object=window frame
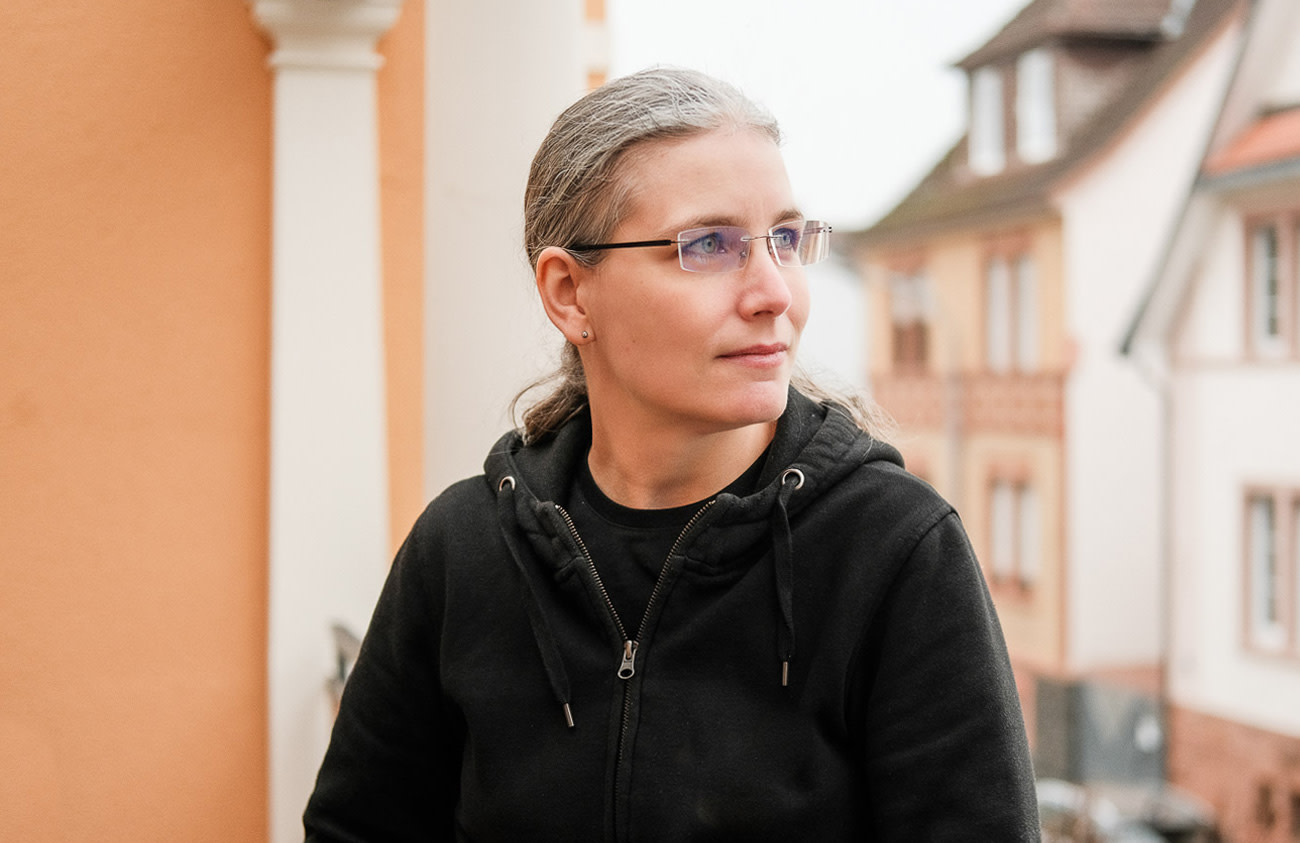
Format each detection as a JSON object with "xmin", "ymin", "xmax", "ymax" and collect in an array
[
  {"xmin": 889, "ymin": 270, "xmax": 932, "ymax": 374},
  {"xmin": 982, "ymin": 242, "xmax": 1039, "ymax": 373},
  {"xmin": 987, "ymin": 470, "xmax": 1041, "ymax": 593},
  {"xmin": 1243, "ymin": 485, "xmax": 1300, "ymax": 659},
  {"xmin": 1244, "ymin": 212, "xmax": 1300, "ymax": 360}
]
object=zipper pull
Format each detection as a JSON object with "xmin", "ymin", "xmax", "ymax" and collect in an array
[{"xmin": 617, "ymin": 640, "xmax": 638, "ymax": 679}]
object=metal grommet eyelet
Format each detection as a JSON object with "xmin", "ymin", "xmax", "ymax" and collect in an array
[
  {"xmin": 781, "ymin": 468, "xmax": 805, "ymax": 490},
  {"xmin": 498, "ymin": 476, "xmax": 516, "ymax": 491}
]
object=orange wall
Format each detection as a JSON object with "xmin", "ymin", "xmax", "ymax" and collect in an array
[
  {"xmin": 0, "ymin": 2, "xmax": 425, "ymax": 839},
  {"xmin": 379, "ymin": 1, "xmax": 427, "ymax": 546}
]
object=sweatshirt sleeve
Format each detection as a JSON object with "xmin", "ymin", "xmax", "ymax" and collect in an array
[
  {"xmin": 303, "ymin": 507, "xmax": 462, "ymax": 842},
  {"xmin": 859, "ymin": 510, "xmax": 1040, "ymax": 840}
]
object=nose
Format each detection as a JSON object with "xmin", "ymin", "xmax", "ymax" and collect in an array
[{"xmin": 738, "ymin": 238, "xmax": 794, "ymax": 318}]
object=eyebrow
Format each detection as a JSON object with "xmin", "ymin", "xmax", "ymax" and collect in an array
[{"xmin": 666, "ymin": 208, "xmax": 806, "ymax": 236}]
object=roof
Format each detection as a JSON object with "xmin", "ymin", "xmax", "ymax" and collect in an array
[
  {"xmin": 1123, "ymin": 0, "xmax": 1300, "ymax": 355},
  {"xmin": 957, "ymin": 0, "xmax": 1177, "ymax": 69},
  {"xmin": 1202, "ymin": 105, "xmax": 1300, "ymax": 176},
  {"xmin": 858, "ymin": 0, "xmax": 1242, "ymax": 246}
]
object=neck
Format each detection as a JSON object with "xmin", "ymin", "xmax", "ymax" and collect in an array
[{"xmin": 586, "ymin": 415, "xmax": 776, "ymax": 510}]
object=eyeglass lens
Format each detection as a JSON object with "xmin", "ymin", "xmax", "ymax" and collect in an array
[{"xmin": 677, "ymin": 220, "xmax": 831, "ymax": 273}]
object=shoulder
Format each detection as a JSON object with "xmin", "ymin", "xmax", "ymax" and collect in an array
[
  {"xmin": 828, "ymin": 455, "xmax": 956, "ymax": 542},
  {"xmin": 427, "ymin": 473, "xmax": 497, "ymax": 516},
  {"xmin": 794, "ymin": 455, "xmax": 986, "ymax": 610},
  {"xmin": 389, "ymin": 475, "xmax": 502, "ymax": 581}
]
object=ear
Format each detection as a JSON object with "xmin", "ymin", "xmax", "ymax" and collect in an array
[{"xmin": 535, "ymin": 245, "xmax": 594, "ymax": 344}]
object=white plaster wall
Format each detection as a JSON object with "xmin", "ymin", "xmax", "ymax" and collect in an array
[
  {"xmin": 1058, "ymin": 24, "xmax": 1238, "ymax": 671},
  {"xmin": 1168, "ymin": 366, "xmax": 1300, "ymax": 737},
  {"xmin": 252, "ymin": 3, "xmax": 403, "ymax": 838},
  {"xmin": 267, "ymin": 67, "xmax": 393, "ymax": 840},
  {"xmin": 1175, "ymin": 209, "xmax": 1245, "ymax": 362},
  {"xmin": 424, "ymin": 0, "xmax": 586, "ymax": 495}
]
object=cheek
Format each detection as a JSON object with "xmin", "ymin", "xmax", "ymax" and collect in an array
[{"xmin": 590, "ymin": 285, "xmax": 676, "ymax": 359}]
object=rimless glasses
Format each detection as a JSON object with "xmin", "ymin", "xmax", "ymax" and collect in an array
[{"xmin": 569, "ymin": 219, "xmax": 832, "ymax": 274}]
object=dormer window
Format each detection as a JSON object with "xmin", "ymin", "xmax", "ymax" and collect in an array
[
  {"xmin": 1016, "ymin": 48, "xmax": 1057, "ymax": 163},
  {"xmin": 1161, "ymin": 0, "xmax": 1196, "ymax": 37},
  {"xmin": 970, "ymin": 66, "xmax": 1006, "ymax": 175}
]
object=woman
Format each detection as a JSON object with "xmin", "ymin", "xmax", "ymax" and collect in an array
[{"xmin": 305, "ymin": 67, "xmax": 1039, "ymax": 841}]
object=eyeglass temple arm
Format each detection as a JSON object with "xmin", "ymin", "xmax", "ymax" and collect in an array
[{"xmin": 568, "ymin": 238, "xmax": 675, "ymax": 251}]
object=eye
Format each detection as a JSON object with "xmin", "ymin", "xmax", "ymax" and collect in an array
[
  {"xmin": 770, "ymin": 224, "xmax": 802, "ymax": 254},
  {"xmin": 683, "ymin": 230, "xmax": 726, "ymax": 257}
]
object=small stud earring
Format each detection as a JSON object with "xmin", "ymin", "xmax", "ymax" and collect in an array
[{"xmin": 581, "ymin": 331, "xmax": 589, "ymax": 339}]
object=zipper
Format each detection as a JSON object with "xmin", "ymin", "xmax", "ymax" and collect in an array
[
  {"xmin": 554, "ymin": 498, "xmax": 717, "ymax": 840},
  {"xmin": 554, "ymin": 499, "xmax": 717, "ymax": 678},
  {"xmin": 554, "ymin": 504, "xmax": 631, "ymax": 645}
]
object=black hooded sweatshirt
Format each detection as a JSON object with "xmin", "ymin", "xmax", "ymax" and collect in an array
[{"xmin": 304, "ymin": 389, "xmax": 1040, "ymax": 841}]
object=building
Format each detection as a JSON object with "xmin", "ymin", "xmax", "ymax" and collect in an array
[
  {"xmin": 1124, "ymin": 0, "xmax": 1300, "ymax": 837},
  {"xmin": 848, "ymin": 0, "xmax": 1244, "ymax": 786},
  {"xmin": 1, "ymin": 1, "xmax": 604, "ymax": 841}
]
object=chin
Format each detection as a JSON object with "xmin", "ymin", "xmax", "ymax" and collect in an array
[{"xmin": 724, "ymin": 381, "xmax": 790, "ymax": 426}]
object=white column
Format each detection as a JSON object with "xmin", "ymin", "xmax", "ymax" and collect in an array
[
  {"xmin": 249, "ymin": 2, "xmax": 401, "ymax": 841},
  {"xmin": 423, "ymin": 0, "xmax": 587, "ymax": 494}
]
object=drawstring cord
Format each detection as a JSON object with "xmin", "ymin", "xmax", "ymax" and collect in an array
[
  {"xmin": 495, "ymin": 464, "xmax": 805, "ymax": 719},
  {"xmin": 495, "ymin": 476, "xmax": 576, "ymax": 728},
  {"xmin": 773, "ymin": 468, "xmax": 804, "ymax": 687}
]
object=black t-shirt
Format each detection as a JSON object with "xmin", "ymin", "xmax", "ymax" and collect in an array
[{"xmin": 564, "ymin": 451, "xmax": 767, "ymax": 631}]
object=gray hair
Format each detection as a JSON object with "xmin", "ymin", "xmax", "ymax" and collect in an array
[{"xmin": 523, "ymin": 66, "xmax": 781, "ymax": 271}]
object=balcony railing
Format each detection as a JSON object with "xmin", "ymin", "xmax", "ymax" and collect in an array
[{"xmin": 873, "ymin": 371, "xmax": 1066, "ymax": 436}]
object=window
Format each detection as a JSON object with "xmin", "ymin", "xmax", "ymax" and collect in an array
[
  {"xmin": 1248, "ymin": 495, "xmax": 1283, "ymax": 650},
  {"xmin": 989, "ymin": 477, "xmax": 1040, "ymax": 589},
  {"xmin": 1015, "ymin": 255, "xmax": 1039, "ymax": 369},
  {"xmin": 985, "ymin": 252, "xmax": 1038, "ymax": 372},
  {"xmin": 1244, "ymin": 487, "xmax": 1300, "ymax": 657},
  {"xmin": 1252, "ymin": 224, "xmax": 1283, "ymax": 352},
  {"xmin": 986, "ymin": 257, "xmax": 1012, "ymax": 372},
  {"xmin": 1162, "ymin": 0, "xmax": 1197, "ymax": 37},
  {"xmin": 1016, "ymin": 48, "xmax": 1057, "ymax": 163},
  {"xmin": 890, "ymin": 272, "xmax": 931, "ymax": 373},
  {"xmin": 1018, "ymin": 485, "xmax": 1041, "ymax": 586},
  {"xmin": 970, "ymin": 66, "xmax": 1006, "ymax": 175},
  {"xmin": 1245, "ymin": 213, "xmax": 1299, "ymax": 358},
  {"xmin": 991, "ymin": 481, "xmax": 1016, "ymax": 581}
]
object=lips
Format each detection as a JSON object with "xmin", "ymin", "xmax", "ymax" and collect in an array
[{"xmin": 719, "ymin": 343, "xmax": 790, "ymax": 367}]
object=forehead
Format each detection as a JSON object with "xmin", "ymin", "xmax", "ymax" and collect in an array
[{"xmin": 615, "ymin": 128, "xmax": 796, "ymax": 231}]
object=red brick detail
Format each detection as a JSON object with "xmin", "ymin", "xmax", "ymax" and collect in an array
[{"xmin": 1167, "ymin": 705, "xmax": 1300, "ymax": 842}]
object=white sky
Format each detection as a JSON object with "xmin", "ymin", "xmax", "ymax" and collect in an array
[{"xmin": 608, "ymin": 0, "xmax": 1028, "ymax": 230}]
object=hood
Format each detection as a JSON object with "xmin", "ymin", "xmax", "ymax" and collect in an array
[{"xmin": 483, "ymin": 387, "xmax": 902, "ymax": 726}]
